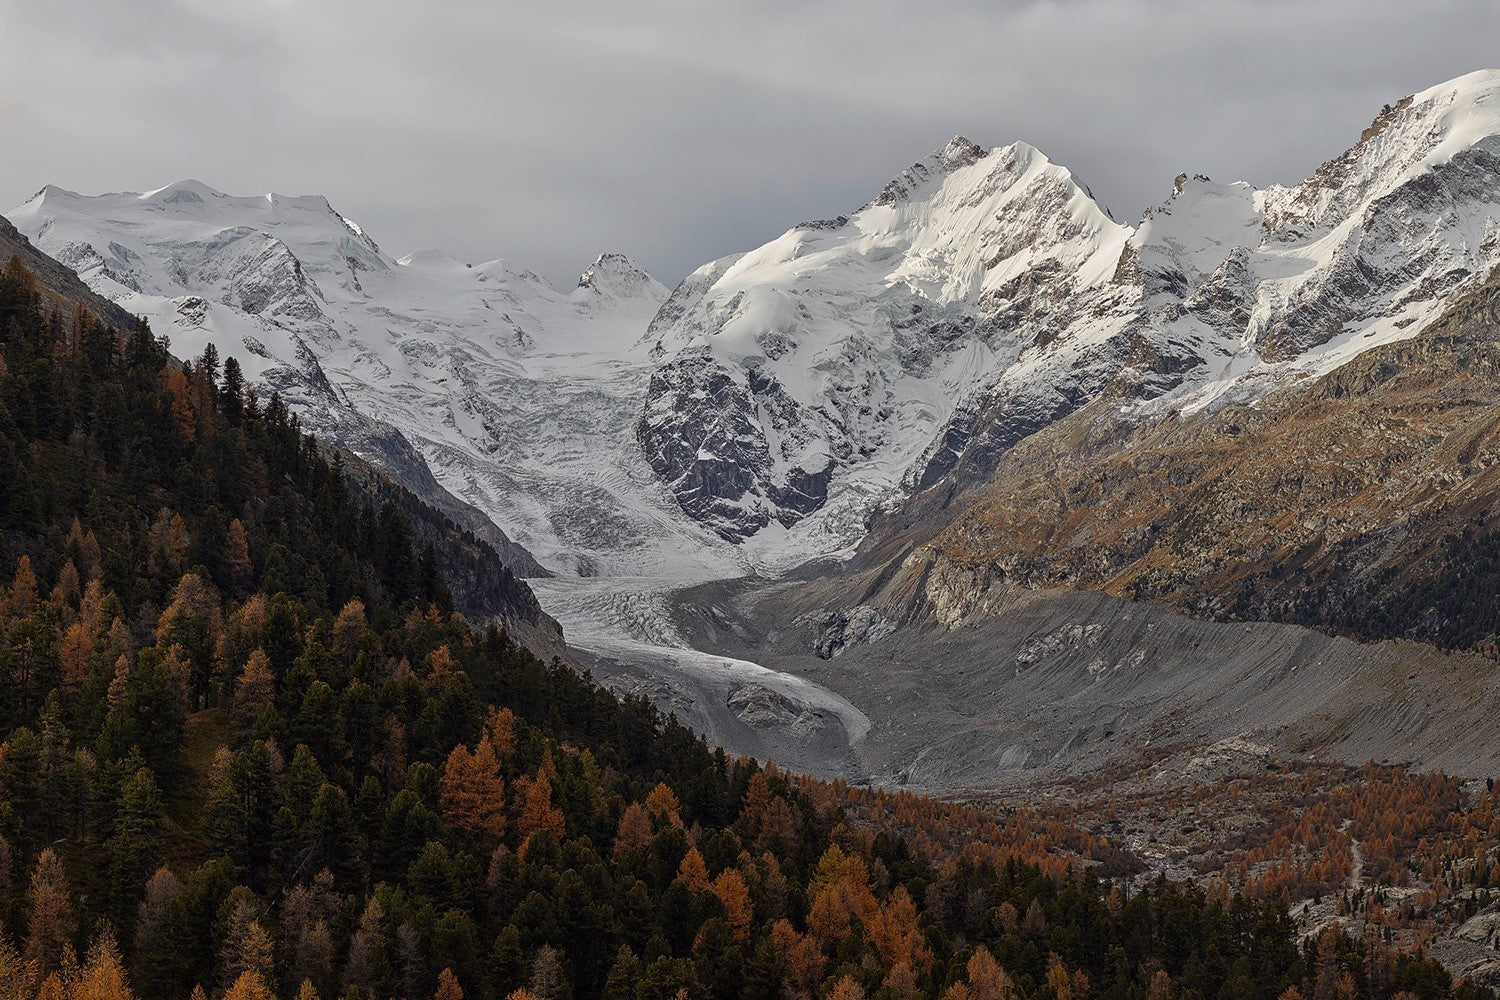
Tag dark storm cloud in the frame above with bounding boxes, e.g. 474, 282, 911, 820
2, 0, 1495, 284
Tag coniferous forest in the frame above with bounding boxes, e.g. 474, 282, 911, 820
0, 253, 1485, 1000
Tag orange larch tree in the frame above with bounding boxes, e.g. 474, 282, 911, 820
441, 735, 508, 851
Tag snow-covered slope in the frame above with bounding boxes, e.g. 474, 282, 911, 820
1120, 70, 1500, 415
646, 71, 1500, 543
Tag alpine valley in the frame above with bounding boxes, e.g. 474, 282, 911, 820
13, 52, 1500, 1000
16, 71, 1500, 790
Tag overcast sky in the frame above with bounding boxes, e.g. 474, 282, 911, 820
1, 0, 1496, 285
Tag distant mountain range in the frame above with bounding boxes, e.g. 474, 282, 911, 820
15, 72, 1500, 593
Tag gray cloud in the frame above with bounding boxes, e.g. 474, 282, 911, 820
2, 0, 1495, 284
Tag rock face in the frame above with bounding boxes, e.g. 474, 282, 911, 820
637, 352, 835, 539
805, 605, 895, 660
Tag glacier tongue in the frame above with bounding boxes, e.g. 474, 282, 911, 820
529, 575, 869, 774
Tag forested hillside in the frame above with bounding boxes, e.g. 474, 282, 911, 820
0, 253, 1482, 1000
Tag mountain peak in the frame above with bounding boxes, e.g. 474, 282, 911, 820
864, 135, 1105, 216
1261, 69, 1500, 232
873, 135, 993, 207
1407, 67, 1500, 160
1413, 67, 1500, 106
23, 184, 82, 208
938, 134, 986, 170
575, 252, 665, 301
397, 247, 465, 270
140, 178, 227, 204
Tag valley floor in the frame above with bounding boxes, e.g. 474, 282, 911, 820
533, 561, 1500, 988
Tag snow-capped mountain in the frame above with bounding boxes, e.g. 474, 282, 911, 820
644, 70, 1500, 543
7, 180, 702, 577
1128, 71, 1500, 406
11, 70, 1500, 582
638, 136, 1135, 541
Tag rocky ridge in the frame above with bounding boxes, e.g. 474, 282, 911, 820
924, 266, 1500, 652
645, 71, 1500, 549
